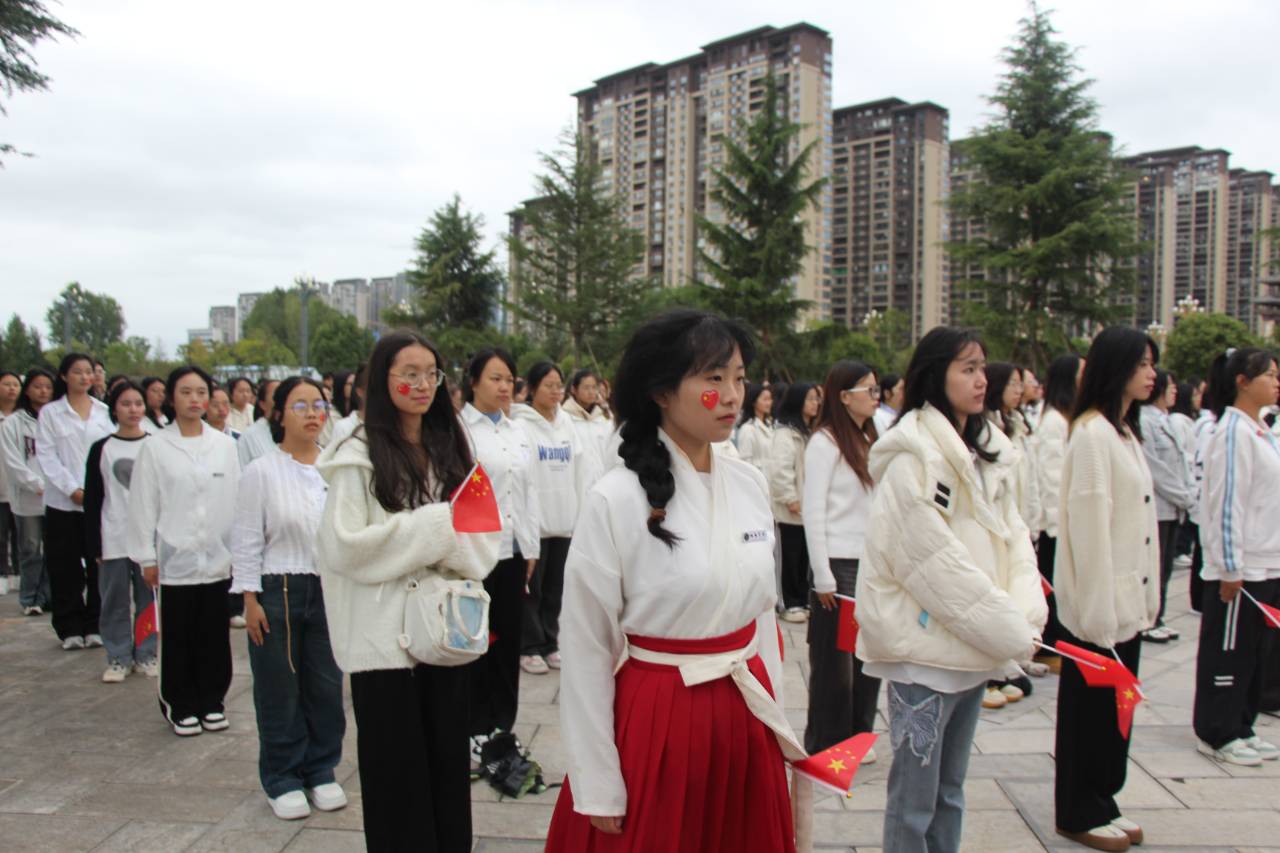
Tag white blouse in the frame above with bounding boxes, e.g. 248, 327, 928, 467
460, 403, 540, 561
35, 395, 113, 512
559, 430, 783, 817
230, 448, 327, 593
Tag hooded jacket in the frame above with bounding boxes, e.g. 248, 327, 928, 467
855, 404, 1046, 672
511, 403, 598, 537
314, 430, 501, 673
0, 409, 44, 517
1138, 405, 1196, 523
562, 396, 613, 474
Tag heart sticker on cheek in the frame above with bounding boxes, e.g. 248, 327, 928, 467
395, 383, 412, 396
700, 389, 719, 410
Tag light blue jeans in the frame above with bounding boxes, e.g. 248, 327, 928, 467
883, 681, 985, 853
98, 557, 156, 665
14, 514, 49, 609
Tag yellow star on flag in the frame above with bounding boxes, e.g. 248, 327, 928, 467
1123, 689, 1135, 701
827, 759, 847, 774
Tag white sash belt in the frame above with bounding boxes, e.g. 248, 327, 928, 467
626, 636, 807, 762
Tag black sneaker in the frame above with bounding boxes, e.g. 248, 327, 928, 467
201, 712, 229, 732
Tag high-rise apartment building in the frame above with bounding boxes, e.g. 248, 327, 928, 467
1225, 169, 1275, 334
572, 23, 834, 318
209, 305, 237, 345
330, 278, 371, 327
369, 272, 412, 332
236, 292, 265, 339
1122, 146, 1230, 329
829, 98, 949, 338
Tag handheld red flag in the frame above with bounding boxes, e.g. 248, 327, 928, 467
449, 464, 502, 533
835, 594, 859, 654
135, 601, 157, 646
791, 732, 878, 797
1055, 640, 1143, 738
1242, 589, 1280, 629
1041, 575, 1053, 598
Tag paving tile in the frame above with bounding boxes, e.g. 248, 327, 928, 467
1162, 776, 1280, 809
957, 809, 1045, 852
0, 812, 126, 851
1119, 808, 1280, 846
90, 820, 212, 852
64, 783, 249, 824
281, 828, 365, 851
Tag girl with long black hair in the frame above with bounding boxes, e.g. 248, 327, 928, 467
547, 309, 796, 852
1, 369, 54, 614
37, 352, 113, 650
140, 376, 168, 431
735, 382, 774, 474
0, 370, 19, 594
769, 381, 819, 622
315, 331, 499, 852
1054, 327, 1161, 851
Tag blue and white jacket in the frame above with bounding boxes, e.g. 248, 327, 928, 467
1199, 406, 1280, 582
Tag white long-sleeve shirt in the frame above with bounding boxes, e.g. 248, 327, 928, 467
802, 428, 873, 592
460, 403, 540, 561
0, 409, 10, 503
559, 430, 783, 817
35, 395, 112, 512
126, 423, 240, 585
230, 447, 326, 593
237, 417, 274, 469
0, 410, 44, 517
1035, 407, 1069, 539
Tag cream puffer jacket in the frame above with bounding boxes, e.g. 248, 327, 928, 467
855, 404, 1047, 672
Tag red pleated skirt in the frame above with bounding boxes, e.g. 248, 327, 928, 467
545, 624, 795, 853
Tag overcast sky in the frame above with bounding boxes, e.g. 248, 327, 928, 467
2, 0, 1277, 348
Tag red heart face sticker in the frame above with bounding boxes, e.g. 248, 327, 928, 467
396, 383, 412, 396
700, 389, 719, 410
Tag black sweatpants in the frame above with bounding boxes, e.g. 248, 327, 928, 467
1189, 524, 1205, 613
1155, 519, 1179, 626
523, 536, 570, 657
350, 665, 471, 853
1192, 578, 1279, 748
804, 558, 881, 753
44, 507, 100, 640
778, 522, 810, 610
1054, 631, 1142, 833
1036, 532, 1064, 648
157, 580, 232, 724
469, 554, 523, 736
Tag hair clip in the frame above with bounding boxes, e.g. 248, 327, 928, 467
648, 507, 667, 523
1226, 347, 1238, 357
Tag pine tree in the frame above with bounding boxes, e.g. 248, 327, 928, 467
1, 0, 79, 163
508, 132, 651, 365
697, 71, 825, 379
0, 313, 45, 369
403, 195, 503, 330
947, 3, 1140, 370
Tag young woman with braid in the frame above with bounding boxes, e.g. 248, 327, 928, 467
547, 309, 796, 852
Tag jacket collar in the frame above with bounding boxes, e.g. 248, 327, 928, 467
461, 402, 510, 429
563, 396, 607, 423
918, 404, 1013, 537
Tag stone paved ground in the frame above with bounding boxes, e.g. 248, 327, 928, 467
1, 567, 1278, 852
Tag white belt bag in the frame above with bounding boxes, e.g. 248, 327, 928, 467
397, 575, 491, 667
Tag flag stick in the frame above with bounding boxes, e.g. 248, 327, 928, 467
1109, 648, 1147, 700
1241, 587, 1280, 628
1033, 640, 1105, 670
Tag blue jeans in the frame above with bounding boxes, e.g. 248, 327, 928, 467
883, 681, 985, 853
98, 557, 156, 665
14, 514, 49, 609
247, 574, 346, 798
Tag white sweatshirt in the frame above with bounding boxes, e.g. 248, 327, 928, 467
0, 410, 44, 517
125, 423, 240, 585
1199, 407, 1280, 581
460, 404, 540, 560
511, 404, 596, 538
802, 428, 873, 592
35, 395, 112, 512
237, 417, 274, 469
230, 447, 327, 593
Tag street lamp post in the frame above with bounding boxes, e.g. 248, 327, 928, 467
298, 277, 315, 377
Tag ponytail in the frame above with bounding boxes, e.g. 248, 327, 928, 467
1207, 347, 1275, 419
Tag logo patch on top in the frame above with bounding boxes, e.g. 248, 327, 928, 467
742, 529, 770, 543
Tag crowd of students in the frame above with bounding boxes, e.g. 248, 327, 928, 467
1, 312, 1278, 852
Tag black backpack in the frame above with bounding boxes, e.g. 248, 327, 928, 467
477, 732, 553, 798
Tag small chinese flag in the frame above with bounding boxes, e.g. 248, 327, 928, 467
1041, 575, 1054, 599
135, 601, 157, 646
791, 732, 877, 797
1245, 595, 1280, 629
1056, 640, 1143, 738
835, 593, 859, 654
449, 464, 502, 533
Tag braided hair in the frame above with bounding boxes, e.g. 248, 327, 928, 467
613, 309, 756, 548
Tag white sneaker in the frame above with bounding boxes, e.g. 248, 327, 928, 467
1173, 553, 1193, 569
0, 576, 8, 594
1198, 738, 1262, 766
135, 659, 159, 678
780, 607, 808, 623
172, 716, 202, 737
862, 745, 877, 765
520, 655, 549, 675
1000, 683, 1025, 702
229, 614, 247, 629
61, 636, 86, 651
201, 712, 230, 732
84, 634, 104, 648
305, 782, 348, 811
982, 687, 1008, 709
1247, 735, 1280, 760
268, 790, 311, 820
22, 606, 43, 616
101, 663, 129, 683
546, 651, 562, 670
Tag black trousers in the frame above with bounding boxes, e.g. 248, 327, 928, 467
1054, 631, 1141, 833
468, 554, 523, 736
778, 522, 810, 610
1189, 525, 1205, 613
1036, 532, 1064, 648
350, 665, 471, 853
1192, 578, 1279, 748
44, 507, 100, 640
523, 536, 570, 657
1155, 519, 1179, 626
157, 580, 232, 723
804, 558, 881, 753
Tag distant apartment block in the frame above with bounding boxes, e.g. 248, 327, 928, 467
187, 327, 225, 347
570, 23, 834, 319
209, 305, 237, 345
1225, 169, 1275, 334
330, 278, 371, 328
830, 98, 948, 338
236, 292, 265, 339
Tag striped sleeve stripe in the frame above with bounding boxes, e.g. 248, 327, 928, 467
1222, 412, 1239, 575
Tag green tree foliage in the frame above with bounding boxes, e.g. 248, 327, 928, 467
102, 335, 155, 375
242, 287, 341, 362
44, 282, 125, 352
0, 0, 77, 162
403, 195, 502, 330
508, 131, 653, 365
696, 72, 824, 379
947, 3, 1140, 372
218, 336, 298, 368
1164, 312, 1259, 383
0, 313, 46, 369
310, 315, 375, 375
